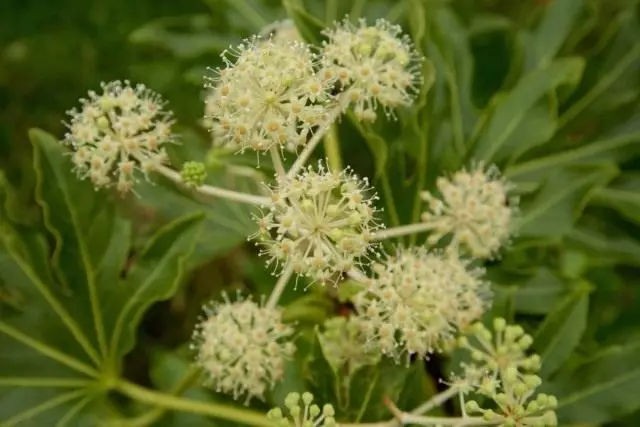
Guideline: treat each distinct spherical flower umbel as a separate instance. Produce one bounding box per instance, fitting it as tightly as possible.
[420,164,517,259]
[321,18,422,122]
[205,37,330,152]
[267,392,336,427]
[353,247,490,362]
[63,80,173,193]
[192,296,295,402]
[253,161,382,284]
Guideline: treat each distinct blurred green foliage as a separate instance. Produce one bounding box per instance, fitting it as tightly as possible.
[1,0,640,426]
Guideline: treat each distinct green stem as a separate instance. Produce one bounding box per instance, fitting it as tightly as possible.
[270,147,286,178]
[266,264,294,308]
[323,125,343,173]
[409,125,428,246]
[373,222,432,241]
[380,174,401,228]
[155,164,270,206]
[123,367,203,427]
[116,380,273,426]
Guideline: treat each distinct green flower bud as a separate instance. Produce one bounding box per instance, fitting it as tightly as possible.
[180,161,207,188]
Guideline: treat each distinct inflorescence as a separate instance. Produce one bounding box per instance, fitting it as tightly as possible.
[421,164,517,259]
[63,80,173,193]
[354,247,489,362]
[55,15,552,427]
[457,319,558,427]
[191,295,295,402]
[253,161,382,284]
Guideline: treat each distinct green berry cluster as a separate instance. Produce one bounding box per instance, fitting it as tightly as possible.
[180,161,207,188]
[267,392,337,427]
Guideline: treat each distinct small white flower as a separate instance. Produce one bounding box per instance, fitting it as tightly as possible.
[204,36,330,153]
[252,161,382,284]
[63,80,173,193]
[321,18,422,122]
[192,295,295,402]
[421,163,517,259]
[354,247,489,362]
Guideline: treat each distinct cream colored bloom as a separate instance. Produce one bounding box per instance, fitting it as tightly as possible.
[63,80,173,193]
[192,296,295,402]
[354,247,489,361]
[253,161,382,284]
[205,37,330,152]
[321,18,422,121]
[421,164,517,259]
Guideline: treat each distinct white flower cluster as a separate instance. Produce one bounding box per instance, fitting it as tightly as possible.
[267,392,336,427]
[421,164,517,259]
[192,296,295,402]
[353,247,489,361]
[63,80,173,193]
[458,319,557,427]
[204,37,330,153]
[253,162,382,284]
[321,18,422,121]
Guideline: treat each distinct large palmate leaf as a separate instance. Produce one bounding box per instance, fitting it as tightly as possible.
[0,129,203,426]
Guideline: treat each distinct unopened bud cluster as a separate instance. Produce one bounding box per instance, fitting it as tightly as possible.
[267,392,336,427]
[317,316,380,376]
[63,80,173,193]
[458,318,558,427]
[192,296,295,402]
[180,161,207,188]
[354,247,489,362]
[253,162,382,283]
[421,164,517,259]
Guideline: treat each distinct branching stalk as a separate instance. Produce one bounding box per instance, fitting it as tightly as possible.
[266,264,295,308]
[154,164,270,206]
[270,146,286,178]
[287,97,348,179]
[116,379,272,427]
[373,222,432,241]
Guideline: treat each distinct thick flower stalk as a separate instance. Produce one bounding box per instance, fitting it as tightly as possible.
[457,319,557,427]
[267,392,337,427]
[353,247,489,362]
[421,164,517,259]
[317,316,380,376]
[321,18,422,121]
[63,80,173,193]
[204,36,331,153]
[192,296,295,402]
[253,161,382,284]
